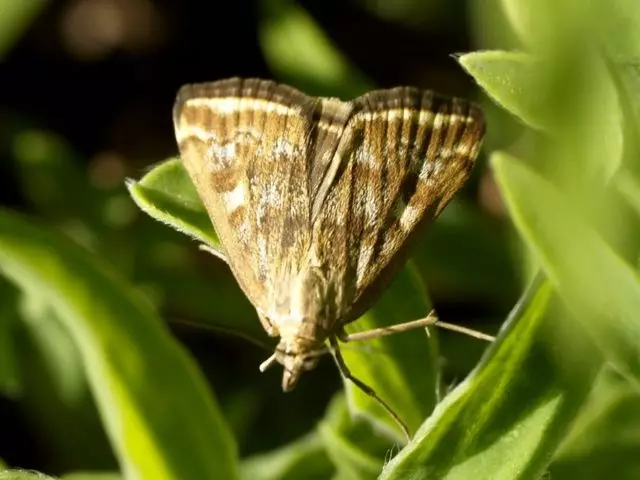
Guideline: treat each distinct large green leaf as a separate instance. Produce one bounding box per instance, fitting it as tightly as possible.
[380,278,600,479]
[460,51,622,186]
[492,152,640,387]
[0,209,239,480]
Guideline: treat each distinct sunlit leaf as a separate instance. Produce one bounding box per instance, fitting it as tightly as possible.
[0,209,239,480]
[126,158,220,251]
[381,278,600,480]
[493,152,640,388]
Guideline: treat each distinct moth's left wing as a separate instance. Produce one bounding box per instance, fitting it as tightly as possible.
[173,78,320,311]
[310,87,485,324]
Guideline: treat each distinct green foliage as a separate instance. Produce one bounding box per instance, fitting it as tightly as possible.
[0,209,238,479]
[2,0,640,479]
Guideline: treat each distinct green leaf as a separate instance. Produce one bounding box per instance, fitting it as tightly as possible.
[62,474,121,480]
[0,0,48,58]
[240,432,333,480]
[461,51,623,186]
[0,209,239,480]
[317,394,393,480]
[0,471,56,480]
[126,158,220,251]
[595,0,640,60]
[458,51,551,130]
[551,370,640,480]
[341,261,438,441]
[258,0,373,98]
[500,0,588,52]
[492,152,640,388]
[616,170,640,216]
[17,294,113,469]
[0,281,21,396]
[380,278,600,480]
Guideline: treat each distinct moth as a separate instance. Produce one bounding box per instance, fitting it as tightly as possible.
[173,78,486,438]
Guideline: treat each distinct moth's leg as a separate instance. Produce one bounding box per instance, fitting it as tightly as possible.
[198,244,227,263]
[328,336,411,442]
[339,310,494,343]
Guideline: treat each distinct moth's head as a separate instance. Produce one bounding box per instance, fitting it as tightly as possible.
[260,266,333,390]
[260,340,322,392]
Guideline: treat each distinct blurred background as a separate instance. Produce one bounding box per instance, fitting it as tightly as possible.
[0,0,521,475]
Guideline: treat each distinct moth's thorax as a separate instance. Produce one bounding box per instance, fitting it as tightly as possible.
[269,266,337,391]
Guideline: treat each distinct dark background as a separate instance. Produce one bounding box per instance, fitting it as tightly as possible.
[0,0,517,475]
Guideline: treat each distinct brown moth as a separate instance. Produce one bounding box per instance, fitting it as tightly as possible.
[173,78,485,438]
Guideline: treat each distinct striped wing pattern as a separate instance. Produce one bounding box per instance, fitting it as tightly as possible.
[173,78,484,331]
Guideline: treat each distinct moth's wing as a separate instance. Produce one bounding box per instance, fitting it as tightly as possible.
[173,78,323,311]
[311,87,485,324]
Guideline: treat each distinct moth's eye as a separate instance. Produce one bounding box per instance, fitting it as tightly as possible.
[303,357,319,371]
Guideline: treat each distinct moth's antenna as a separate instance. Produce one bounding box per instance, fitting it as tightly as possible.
[259,353,278,372]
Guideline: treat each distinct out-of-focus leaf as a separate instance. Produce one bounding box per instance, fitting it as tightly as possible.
[17,294,114,472]
[0,281,21,396]
[0,209,239,480]
[461,51,622,185]
[380,278,600,479]
[0,471,56,480]
[0,0,47,58]
[493,152,640,388]
[616,170,640,217]
[240,432,333,480]
[317,394,393,480]
[500,0,587,51]
[318,393,396,479]
[126,158,219,250]
[62,473,121,480]
[319,426,379,480]
[596,0,640,60]
[341,262,438,442]
[615,63,640,176]
[11,130,116,243]
[551,370,640,480]
[259,0,373,98]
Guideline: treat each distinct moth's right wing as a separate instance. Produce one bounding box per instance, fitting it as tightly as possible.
[309,87,485,324]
